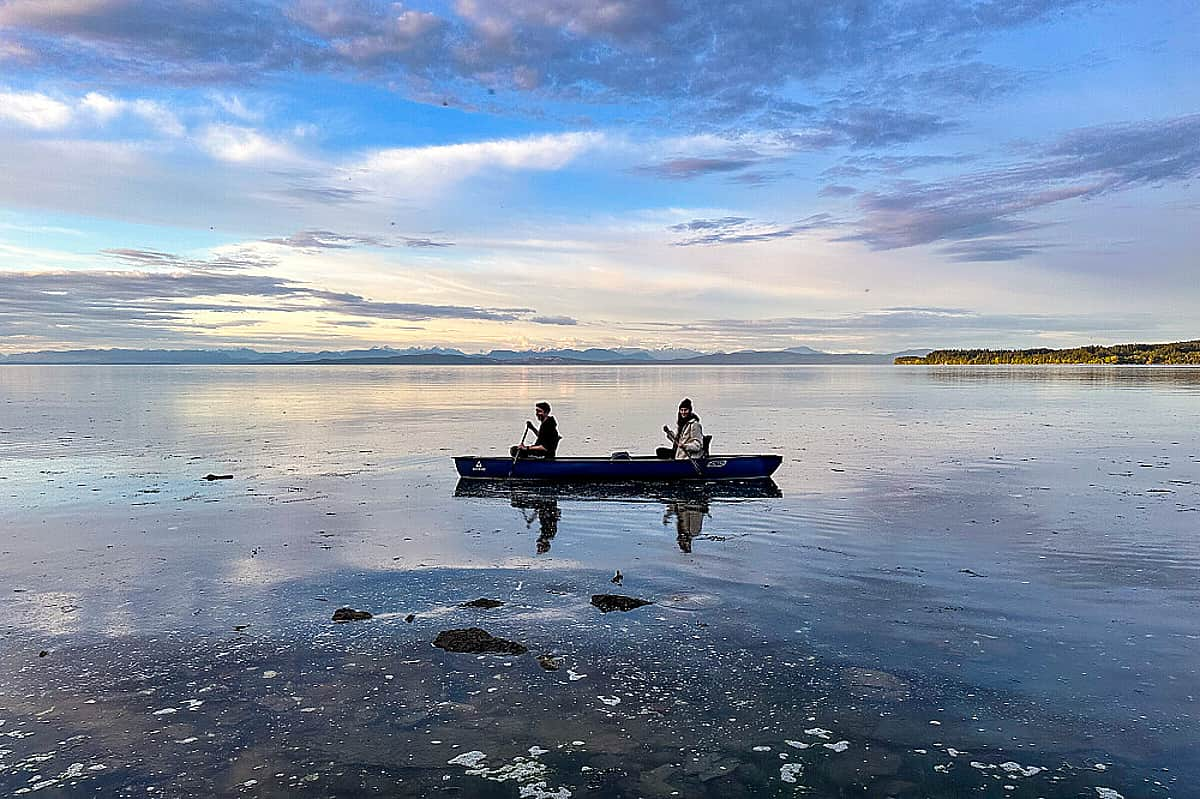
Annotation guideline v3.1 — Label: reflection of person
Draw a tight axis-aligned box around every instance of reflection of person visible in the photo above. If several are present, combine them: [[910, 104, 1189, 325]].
[[514, 496, 560, 554], [657, 398, 704, 460], [664, 500, 708, 552], [512, 402, 561, 460]]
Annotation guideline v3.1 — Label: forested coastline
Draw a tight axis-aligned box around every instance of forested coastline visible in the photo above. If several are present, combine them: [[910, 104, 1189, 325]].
[[896, 340, 1200, 365]]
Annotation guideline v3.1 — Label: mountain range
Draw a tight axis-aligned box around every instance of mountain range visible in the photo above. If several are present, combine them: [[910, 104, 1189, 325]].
[[0, 345, 931, 365]]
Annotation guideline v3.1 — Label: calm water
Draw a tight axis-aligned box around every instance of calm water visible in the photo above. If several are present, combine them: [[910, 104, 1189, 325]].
[[1, 365, 1198, 798]]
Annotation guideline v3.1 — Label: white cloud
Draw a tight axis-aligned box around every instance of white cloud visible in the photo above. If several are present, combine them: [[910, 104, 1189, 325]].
[[197, 123, 298, 164], [80, 91, 122, 121], [0, 89, 73, 130], [208, 92, 263, 122], [130, 99, 185, 136], [355, 131, 604, 186], [81, 92, 184, 136]]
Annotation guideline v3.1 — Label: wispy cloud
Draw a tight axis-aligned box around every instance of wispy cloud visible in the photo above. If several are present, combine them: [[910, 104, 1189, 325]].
[[81, 92, 184, 136], [262, 230, 389, 250], [635, 156, 761, 180], [102, 247, 275, 271], [645, 307, 1167, 341], [844, 113, 1200, 258], [0, 268, 537, 343], [262, 230, 454, 250], [529, 314, 578, 326], [669, 215, 834, 246]]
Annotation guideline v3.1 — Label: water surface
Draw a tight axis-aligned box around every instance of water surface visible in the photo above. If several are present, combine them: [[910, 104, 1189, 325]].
[[1, 366, 1197, 797]]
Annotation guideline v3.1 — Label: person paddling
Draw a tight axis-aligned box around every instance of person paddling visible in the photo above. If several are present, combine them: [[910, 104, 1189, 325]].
[[512, 401, 560, 460], [657, 398, 704, 460]]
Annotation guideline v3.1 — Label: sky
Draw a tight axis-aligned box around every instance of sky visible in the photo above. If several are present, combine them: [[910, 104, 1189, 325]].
[[0, 0, 1197, 354]]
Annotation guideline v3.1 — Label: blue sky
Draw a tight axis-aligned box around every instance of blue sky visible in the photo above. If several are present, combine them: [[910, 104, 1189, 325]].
[[0, 0, 1196, 353]]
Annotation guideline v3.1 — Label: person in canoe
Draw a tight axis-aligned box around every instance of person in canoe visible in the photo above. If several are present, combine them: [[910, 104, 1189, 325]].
[[511, 401, 561, 460], [657, 398, 704, 460]]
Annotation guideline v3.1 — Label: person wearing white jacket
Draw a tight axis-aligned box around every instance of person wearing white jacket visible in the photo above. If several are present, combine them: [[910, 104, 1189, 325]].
[[657, 398, 704, 460]]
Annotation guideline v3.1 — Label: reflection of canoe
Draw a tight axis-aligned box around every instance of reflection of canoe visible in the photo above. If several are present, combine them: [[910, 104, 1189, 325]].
[[453, 454, 782, 482], [454, 477, 782, 501]]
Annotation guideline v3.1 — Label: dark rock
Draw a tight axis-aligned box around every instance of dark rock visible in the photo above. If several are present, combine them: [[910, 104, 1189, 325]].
[[462, 598, 504, 608], [332, 607, 373, 622], [38, 650, 48, 658], [591, 594, 652, 613], [405, 613, 415, 623], [537, 654, 563, 671], [202, 473, 234, 481], [433, 627, 527, 655], [841, 667, 911, 701]]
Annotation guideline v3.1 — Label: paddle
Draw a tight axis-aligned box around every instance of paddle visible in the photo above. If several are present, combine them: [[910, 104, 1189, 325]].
[[664, 424, 704, 477], [508, 426, 530, 477]]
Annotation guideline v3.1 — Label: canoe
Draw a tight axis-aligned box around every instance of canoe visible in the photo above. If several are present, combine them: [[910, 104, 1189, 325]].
[[454, 477, 782, 500], [453, 453, 782, 482]]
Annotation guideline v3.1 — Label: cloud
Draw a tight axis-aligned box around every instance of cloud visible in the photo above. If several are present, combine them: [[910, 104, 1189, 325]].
[[197, 124, 298, 164], [845, 113, 1200, 258], [0, 0, 1097, 130], [207, 92, 263, 122], [824, 106, 956, 149], [354, 131, 603, 184], [649, 307, 1165, 339], [401, 237, 454, 248], [81, 92, 184, 136], [0, 89, 72, 129], [0, 267, 538, 345], [101, 247, 276, 271], [669, 214, 834, 246], [270, 180, 368, 205], [0, 0, 314, 85], [263, 230, 389, 250], [824, 153, 976, 178], [939, 240, 1050, 262], [634, 156, 760, 180], [261, 230, 454, 250], [529, 314, 578, 325]]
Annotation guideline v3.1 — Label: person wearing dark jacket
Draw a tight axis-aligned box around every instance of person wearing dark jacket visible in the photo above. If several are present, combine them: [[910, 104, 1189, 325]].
[[657, 398, 704, 459], [512, 401, 560, 459]]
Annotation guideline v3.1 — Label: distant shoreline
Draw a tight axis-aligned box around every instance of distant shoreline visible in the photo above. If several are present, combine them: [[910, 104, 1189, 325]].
[[896, 340, 1200, 365], [0, 348, 927, 367]]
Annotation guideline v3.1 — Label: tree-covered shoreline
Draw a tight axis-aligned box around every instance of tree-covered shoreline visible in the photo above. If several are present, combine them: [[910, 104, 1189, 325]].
[[896, 340, 1200, 365]]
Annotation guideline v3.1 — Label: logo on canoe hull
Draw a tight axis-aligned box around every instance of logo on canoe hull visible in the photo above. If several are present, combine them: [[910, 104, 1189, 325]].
[[472, 460, 486, 471], [707, 459, 727, 468]]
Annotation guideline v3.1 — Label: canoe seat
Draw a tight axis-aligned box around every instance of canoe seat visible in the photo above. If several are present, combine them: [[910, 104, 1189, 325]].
[[703, 435, 712, 456], [610, 451, 631, 460]]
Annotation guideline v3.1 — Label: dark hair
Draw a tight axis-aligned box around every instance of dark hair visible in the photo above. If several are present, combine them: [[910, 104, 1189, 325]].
[[535, 401, 551, 413], [678, 398, 692, 410]]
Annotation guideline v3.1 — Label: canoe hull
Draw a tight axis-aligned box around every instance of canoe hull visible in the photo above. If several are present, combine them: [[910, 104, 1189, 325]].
[[453, 454, 782, 482]]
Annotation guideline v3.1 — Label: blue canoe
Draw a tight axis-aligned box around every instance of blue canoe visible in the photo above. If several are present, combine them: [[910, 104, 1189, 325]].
[[453, 453, 782, 482]]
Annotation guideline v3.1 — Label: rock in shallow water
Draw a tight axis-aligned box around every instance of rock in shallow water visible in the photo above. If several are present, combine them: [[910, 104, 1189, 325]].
[[433, 627, 527, 655], [332, 607, 373, 622], [537, 654, 563, 671], [462, 598, 505, 608], [591, 594, 652, 613]]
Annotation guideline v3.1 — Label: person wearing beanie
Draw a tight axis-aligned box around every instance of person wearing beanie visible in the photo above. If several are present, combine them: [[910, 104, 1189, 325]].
[[657, 398, 704, 460]]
